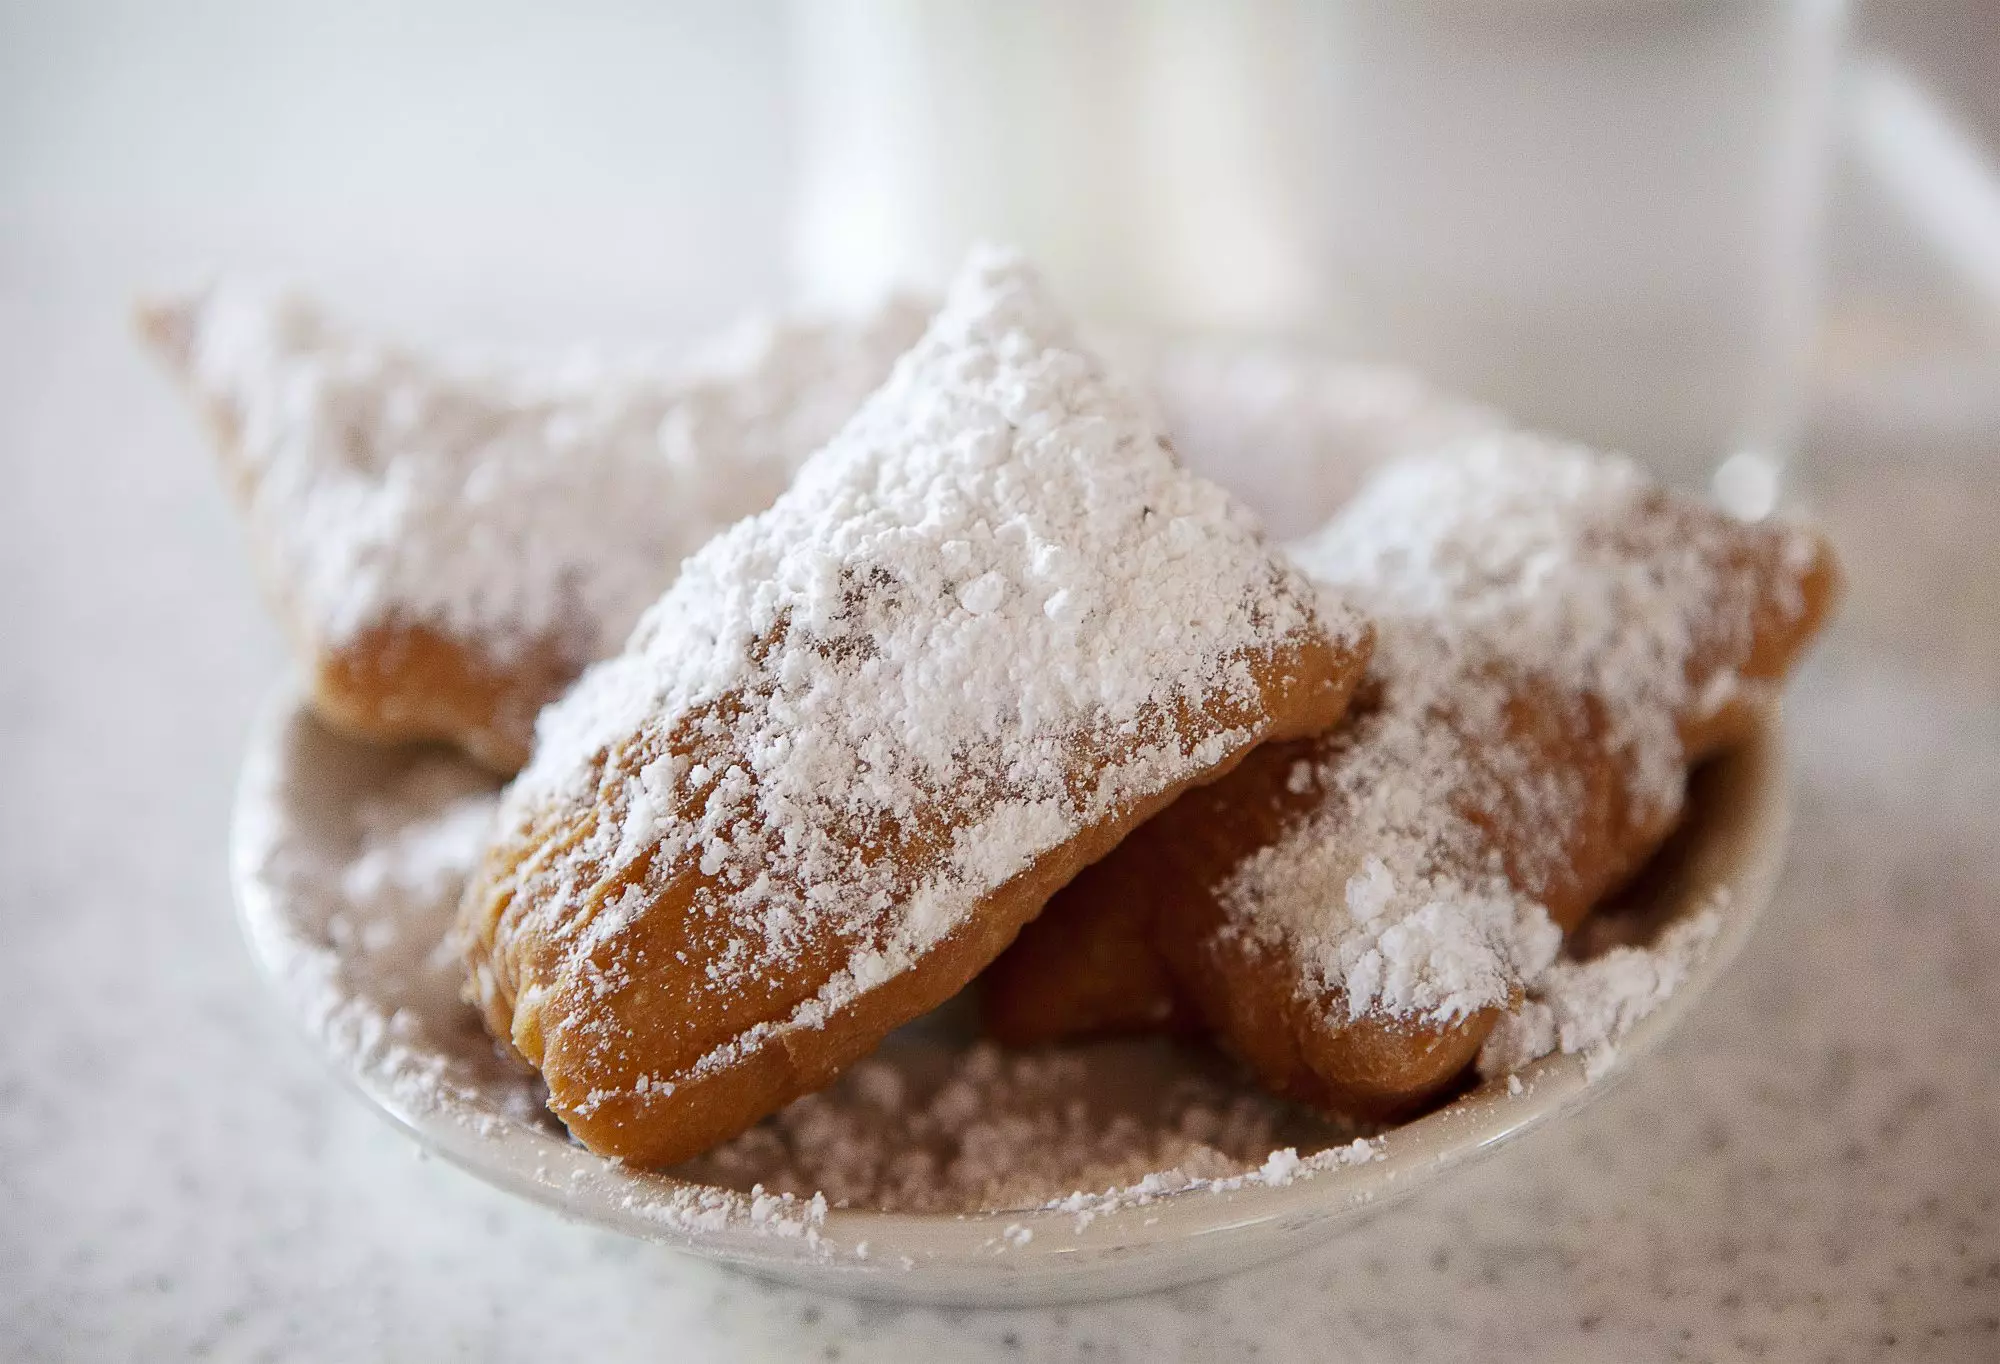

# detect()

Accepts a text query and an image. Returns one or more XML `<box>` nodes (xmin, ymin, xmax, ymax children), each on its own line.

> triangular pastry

<box><xmin>457</xmin><ymin>251</ymin><xmax>1374</xmax><ymax>1166</ymax></box>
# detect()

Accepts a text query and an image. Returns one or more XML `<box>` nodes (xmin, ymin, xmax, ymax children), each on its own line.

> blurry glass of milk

<box><xmin>1311</xmin><ymin>0</ymin><xmax>1848</xmax><ymax>510</ymax></box>
<box><xmin>789</xmin><ymin>0</ymin><xmax>1326</xmax><ymax>332</ymax></box>
<box><xmin>790</xmin><ymin>0</ymin><xmax>1848</xmax><ymax>510</ymax></box>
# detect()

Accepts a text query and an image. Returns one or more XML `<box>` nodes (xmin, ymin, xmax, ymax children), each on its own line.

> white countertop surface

<box><xmin>4</xmin><ymin>207</ymin><xmax>1998</xmax><ymax>1361</ymax></box>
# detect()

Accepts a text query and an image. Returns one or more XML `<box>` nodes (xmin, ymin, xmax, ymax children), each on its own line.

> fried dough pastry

<box><xmin>138</xmin><ymin>286</ymin><xmax>930</xmax><ymax>771</ymax></box>
<box><xmin>456</xmin><ymin>251</ymin><xmax>1373</xmax><ymax>1168</ymax></box>
<box><xmin>984</xmin><ymin>437</ymin><xmax>1838</xmax><ymax>1118</ymax></box>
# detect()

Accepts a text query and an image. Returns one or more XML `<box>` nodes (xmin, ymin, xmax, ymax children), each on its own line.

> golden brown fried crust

<box><xmin>1141</xmin><ymin>698</ymin><xmax>1591</xmax><ymax>1119</ymax></box>
<box><xmin>142</xmin><ymin>301</ymin><xmax>580</xmax><ymax>775</ymax></box>
<box><xmin>988</xmin><ymin>720</ymin><xmax>1502</xmax><ymax>1117</ymax></box>
<box><xmin>983</xmin><ymin>522</ymin><xmax>1841</xmax><ymax>1120</ymax></box>
<box><xmin>460</xmin><ymin>627</ymin><xmax>1373</xmax><ymax>1168</ymax></box>
<box><xmin>979</xmin><ymin>845</ymin><xmax>1203</xmax><ymax>1048</ymax></box>
<box><xmin>310</xmin><ymin>623</ymin><xmax>574</xmax><ymax>774</ymax></box>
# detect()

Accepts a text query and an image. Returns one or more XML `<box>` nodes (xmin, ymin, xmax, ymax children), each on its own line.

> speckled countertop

<box><xmin>3</xmin><ymin>225</ymin><xmax>1997</xmax><ymax>1363</ymax></box>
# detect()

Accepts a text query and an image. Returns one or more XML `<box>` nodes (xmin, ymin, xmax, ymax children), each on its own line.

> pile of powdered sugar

<box><xmin>1215</xmin><ymin>435</ymin><xmax>1809</xmax><ymax>1027</ymax></box>
<box><xmin>496</xmin><ymin>248</ymin><xmax>1357</xmax><ymax>1093</ymax></box>
<box><xmin>141</xmin><ymin>283</ymin><xmax>929</xmax><ymax>667</ymax></box>
<box><xmin>676</xmin><ymin>1036</ymin><xmax>1360</xmax><ymax>1214</ymax></box>
<box><xmin>1480</xmin><ymin>900</ymin><xmax>1726</xmax><ymax>1083</ymax></box>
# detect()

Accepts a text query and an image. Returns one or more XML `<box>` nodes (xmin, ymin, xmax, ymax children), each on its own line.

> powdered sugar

<box><xmin>492</xmin><ymin>249</ymin><xmax>1354</xmax><ymax>1082</ymax></box>
<box><xmin>1217</xmin><ymin>643</ymin><xmax>1568</xmax><ymax>1022</ymax></box>
<box><xmin>141</xmin><ymin>282</ymin><xmax>929</xmax><ymax>668</ymax></box>
<box><xmin>144</xmin><ymin>279</ymin><xmax>1476</xmax><ymax>694</ymax></box>
<box><xmin>1481</xmin><ymin>901</ymin><xmax>1725</xmax><ymax>1081</ymax></box>
<box><xmin>248</xmin><ymin>709</ymin><xmax>1400</xmax><ymax>1229</ymax></box>
<box><xmin>676</xmin><ymin>1035</ymin><xmax>1362</xmax><ymax>1214</ymax></box>
<box><xmin>216</xmin><ymin>291</ymin><xmax>1780</xmax><ymax>1247</ymax></box>
<box><xmin>1296</xmin><ymin>438</ymin><xmax>1775</xmax><ymax>819</ymax></box>
<box><xmin>236</xmin><ymin>731</ymin><xmax>525</xmax><ymax>1124</ymax></box>
<box><xmin>1030</xmin><ymin>1134</ymin><xmax>1385</xmax><ymax>1233</ymax></box>
<box><xmin>228</xmin><ymin>390</ymin><xmax>1769</xmax><ymax>1260</ymax></box>
<box><xmin>250</xmin><ymin>692</ymin><xmax>1731</xmax><ymax>1240</ymax></box>
<box><xmin>617</xmin><ymin>1182</ymin><xmax>833</xmax><ymax>1247</ymax></box>
<box><xmin>1220</xmin><ymin>435</ymin><xmax>1801</xmax><ymax>1024</ymax></box>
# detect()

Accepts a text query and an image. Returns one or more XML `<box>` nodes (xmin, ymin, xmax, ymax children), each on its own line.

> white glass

<box><xmin>789</xmin><ymin>0</ymin><xmax>1848</xmax><ymax>508</ymax></box>
<box><xmin>1309</xmin><ymin>0</ymin><xmax>1849</xmax><ymax>506</ymax></box>
<box><xmin>788</xmin><ymin>0</ymin><xmax>1325</xmax><ymax>332</ymax></box>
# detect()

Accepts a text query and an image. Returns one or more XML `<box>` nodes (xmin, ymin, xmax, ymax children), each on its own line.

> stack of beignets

<box><xmin>140</xmin><ymin>285</ymin><xmax>928</xmax><ymax>770</ymax></box>
<box><xmin>456</xmin><ymin>252</ymin><xmax>1372</xmax><ymax>1166</ymax></box>
<box><xmin>984</xmin><ymin>436</ymin><xmax>1838</xmax><ymax>1118</ymax></box>
<box><xmin>160</xmin><ymin>241</ymin><xmax>1839</xmax><ymax>1171</ymax></box>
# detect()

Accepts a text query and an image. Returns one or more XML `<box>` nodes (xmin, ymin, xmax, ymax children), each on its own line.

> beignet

<box><xmin>458</xmin><ymin>251</ymin><xmax>1372</xmax><ymax>1166</ymax></box>
<box><xmin>986</xmin><ymin>436</ymin><xmax>1838</xmax><ymax>1117</ymax></box>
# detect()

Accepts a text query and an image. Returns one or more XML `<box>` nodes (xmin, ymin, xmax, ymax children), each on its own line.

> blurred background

<box><xmin>4</xmin><ymin>5</ymin><xmax>1999</xmax><ymax>1359</ymax></box>
<box><xmin>4</xmin><ymin>1</ymin><xmax>1997</xmax><ymax>451</ymax></box>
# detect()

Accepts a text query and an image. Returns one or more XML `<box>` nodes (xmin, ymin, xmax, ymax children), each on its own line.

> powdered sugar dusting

<box><xmin>237</xmin><ymin>734</ymin><xmax>526</xmax><ymax>1124</ymax></box>
<box><xmin>220</xmin><ymin>311</ymin><xmax>1789</xmax><ymax>1259</ymax></box>
<box><xmin>1217</xmin><ymin>640</ymin><xmax>1568</xmax><ymax>1023</ymax></box>
<box><xmin>255</xmin><ymin>705</ymin><xmax>1721</xmax><ymax>1237</ymax></box>
<box><xmin>676</xmin><ymin>1037</ymin><xmax>1364</xmax><ymax>1214</ymax></box>
<box><xmin>1220</xmin><ymin>435</ymin><xmax>1802</xmax><ymax>1024</ymax></box>
<box><xmin>1480</xmin><ymin>900</ymin><xmax>1726</xmax><ymax>1082</ymax></box>
<box><xmin>1296</xmin><ymin>439</ymin><xmax>1760</xmax><ymax>818</ymax></box>
<box><xmin>143</xmin><ymin>283</ymin><xmax>929</xmax><ymax>667</ymax></box>
<box><xmin>492</xmin><ymin>249</ymin><xmax>1356</xmax><ymax>1080</ymax></box>
<box><xmin>250</xmin><ymin>711</ymin><xmax>1396</xmax><ymax>1231</ymax></box>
